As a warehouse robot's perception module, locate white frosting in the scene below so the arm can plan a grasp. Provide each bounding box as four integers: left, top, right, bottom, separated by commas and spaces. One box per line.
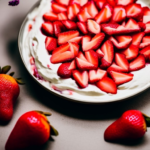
21, 0, 150, 103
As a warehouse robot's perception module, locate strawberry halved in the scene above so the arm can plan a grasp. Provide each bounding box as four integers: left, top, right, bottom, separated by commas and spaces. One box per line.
51, 2, 67, 13
132, 32, 145, 46
96, 49, 104, 59
68, 60, 76, 70
43, 11, 58, 21
69, 0, 88, 6
95, 0, 107, 9
42, 22, 54, 35
116, 0, 136, 6
55, 0, 70, 6
58, 12, 68, 20
69, 42, 79, 56
145, 22, 150, 34
68, 36, 82, 44
86, 1, 98, 18
140, 45, 150, 61
139, 36, 150, 49
77, 22, 88, 34
45, 37, 57, 52
62, 20, 77, 30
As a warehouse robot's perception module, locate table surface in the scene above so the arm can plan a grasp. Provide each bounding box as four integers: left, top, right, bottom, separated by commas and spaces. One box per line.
1, 1, 150, 150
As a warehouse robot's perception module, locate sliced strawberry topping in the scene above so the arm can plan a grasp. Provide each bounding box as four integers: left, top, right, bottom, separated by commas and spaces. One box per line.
145, 22, 150, 34
100, 40, 114, 68
69, 42, 79, 56
69, 0, 88, 6
58, 30, 79, 45
109, 71, 134, 85
96, 49, 104, 59
77, 22, 88, 34
89, 68, 107, 83
77, 51, 87, 61
68, 60, 76, 70
72, 70, 88, 88
96, 76, 117, 94
107, 0, 116, 7
95, 0, 107, 9
62, 20, 77, 30
43, 11, 58, 21
139, 36, 150, 49
68, 36, 82, 44
95, 4, 113, 24
86, 1, 98, 18
121, 44, 139, 61
45, 37, 57, 52
116, 0, 136, 6
55, 0, 70, 6
129, 54, 146, 71
140, 45, 150, 61
115, 53, 129, 72
51, 3, 67, 13
57, 62, 72, 78
42, 22, 54, 35
132, 32, 145, 46
58, 12, 68, 20
82, 33, 105, 51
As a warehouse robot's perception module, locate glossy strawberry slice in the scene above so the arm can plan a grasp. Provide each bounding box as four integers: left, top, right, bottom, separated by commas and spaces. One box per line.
115, 53, 129, 72
100, 40, 114, 69
69, 0, 88, 6
140, 45, 150, 61
58, 12, 68, 20
53, 21, 66, 37
145, 22, 150, 34
86, 1, 98, 18
82, 33, 105, 51
121, 44, 139, 61
96, 76, 117, 94
111, 6, 126, 23
109, 35, 132, 49
95, 4, 113, 24
129, 54, 146, 71
77, 51, 87, 61
77, 22, 88, 34
67, 4, 80, 20
68, 36, 82, 44
69, 42, 79, 56
68, 60, 76, 70
62, 20, 77, 30
51, 3, 67, 13
58, 30, 79, 45
87, 19, 101, 34
116, 0, 136, 6
95, 0, 107, 9
57, 62, 72, 78
85, 50, 99, 69
55, 0, 70, 6
43, 11, 58, 21
89, 69, 107, 83
109, 71, 133, 85
42, 22, 54, 35
45, 37, 57, 52
96, 49, 104, 59
72, 70, 88, 88
140, 36, 150, 49
132, 32, 145, 46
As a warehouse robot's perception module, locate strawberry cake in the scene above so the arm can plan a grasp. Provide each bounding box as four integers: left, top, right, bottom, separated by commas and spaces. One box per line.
21, 0, 150, 102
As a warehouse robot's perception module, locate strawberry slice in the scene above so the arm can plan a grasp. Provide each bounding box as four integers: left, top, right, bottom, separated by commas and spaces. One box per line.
85, 50, 99, 69
109, 71, 134, 85
68, 36, 82, 44
96, 49, 104, 59
68, 60, 76, 70
121, 44, 139, 61
129, 54, 146, 71
58, 30, 79, 45
55, 0, 70, 6
107, 0, 116, 7
77, 51, 87, 61
45, 37, 57, 52
43, 11, 58, 21
116, 0, 136, 6
143, 7, 150, 16
96, 76, 117, 94
145, 22, 150, 34
111, 6, 126, 23
69, 42, 79, 56
51, 3, 67, 13
57, 62, 72, 78
69, 0, 88, 6
139, 36, 150, 49
109, 35, 132, 49
62, 20, 77, 30
132, 32, 145, 46
100, 40, 114, 69
87, 19, 101, 34
86, 1, 98, 18
95, 4, 113, 24
77, 22, 88, 34
42, 22, 54, 35
126, 3, 142, 20
115, 53, 129, 72
53, 21, 66, 37
58, 12, 68, 20
140, 45, 150, 61
82, 33, 105, 51
89, 68, 107, 83
67, 4, 80, 20
72, 70, 88, 88
95, 0, 107, 9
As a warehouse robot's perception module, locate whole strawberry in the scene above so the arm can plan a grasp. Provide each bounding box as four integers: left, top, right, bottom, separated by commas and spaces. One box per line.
0, 66, 23, 123
104, 110, 150, 142
5, 110, 58, 150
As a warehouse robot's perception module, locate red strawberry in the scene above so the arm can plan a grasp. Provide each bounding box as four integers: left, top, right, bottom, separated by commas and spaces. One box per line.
95, 4, 113, 24
109, 71, 133, 85
72, 70, 88, 88
69, 42, 79, 56
53, 21, 66, 37
77, 51, 87, 61
116, 0, 136, 6
55, 0, 70, 6
57, 62, 72, 78
107, 0, 116, 7
140, 45, 150, 61
82, 33, 105, 51
85, 50, 99, 69
87, 19, 101, 34
68, 60, 76, 70
104, 110, 149, 142
100, 40, 114, 69
86, 1, 98, 18
77, 22, 88, 34
95, 0, 107, 9
144, 22, 150, 34
109, 35, 132, 49
5, 111, 58, 150
129, 54, 146, 71
43, 11, 58, 21
121, 44, 139, 61
51, 2, 67, 13
42, 22, 54, 35
45, 37, 57, 52
132, 32, 145, 46
89, 68, 107, 83
62, 20, 77, 30
69, 0, 88, 6
58, 30, 79, 45
96, 76, 117, 94
139, 36, 150, 49
58, 12, 68, 20
96, 49, 104, 59
68, 36, 82, 44
115, 53, 129, 72
138, 22, 146, 31
143, 6, 150, 16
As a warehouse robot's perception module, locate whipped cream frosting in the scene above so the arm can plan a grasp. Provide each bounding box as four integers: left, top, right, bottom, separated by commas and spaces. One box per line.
21, 0, 150, 102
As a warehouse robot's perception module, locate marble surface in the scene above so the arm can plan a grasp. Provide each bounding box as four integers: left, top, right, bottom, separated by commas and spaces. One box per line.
0, 0, 150, 150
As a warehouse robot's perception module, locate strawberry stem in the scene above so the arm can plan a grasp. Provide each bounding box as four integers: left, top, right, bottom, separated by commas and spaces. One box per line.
1, 66, 11, 74
143, 113, 150, 127
51, 125, 59, 136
